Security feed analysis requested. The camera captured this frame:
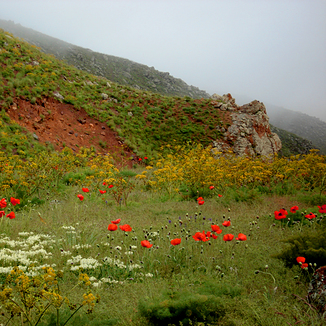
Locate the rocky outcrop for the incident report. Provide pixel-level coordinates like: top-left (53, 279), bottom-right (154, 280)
top-left (211, 93), bottom-right (282, 156)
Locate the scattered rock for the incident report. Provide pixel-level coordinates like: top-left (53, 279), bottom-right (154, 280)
top-left (101, 93), bottom-right (109, 100)
top-left (53, 92), bottom-right (64, 100)
top-left (77, 118), bottom-right (86, 124)
top-left (101, 131), bottom-right (105, 136)
top-left (32, 133), bottom-right (39, 141)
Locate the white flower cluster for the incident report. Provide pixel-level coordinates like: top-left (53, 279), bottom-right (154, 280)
top-left (72, 244), bottom-right (92, 250)
top-left (62, 226), bottom-right (76, 231)
top-left (67, 255), bottom-right (102, 271)
top-left (102, 256), bottom-right (141, 271)
top-left (0, 233), bottom-right (55, 275)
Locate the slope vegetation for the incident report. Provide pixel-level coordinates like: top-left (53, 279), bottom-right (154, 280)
top-left (0, 19), bottom-right (210, 99)
top-left (0, 28), bottom-right (228, 158)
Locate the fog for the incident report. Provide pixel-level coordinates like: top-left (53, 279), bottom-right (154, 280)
top-left (0, 0), bottom-right (325, 121)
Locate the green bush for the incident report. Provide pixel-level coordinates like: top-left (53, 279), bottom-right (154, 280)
top-left (273, 219), bottom-right (326, 269)
top-left (138, 281), bottom-right (242, 325)
top-left (138, 292), bottom-right (226, 326)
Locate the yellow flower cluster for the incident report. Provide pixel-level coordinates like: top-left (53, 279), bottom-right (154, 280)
top-left (139, 145), bottom-right (326, 194)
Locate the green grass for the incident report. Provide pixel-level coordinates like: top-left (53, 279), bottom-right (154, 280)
top-left (1, 187), bottom-right (325, 325)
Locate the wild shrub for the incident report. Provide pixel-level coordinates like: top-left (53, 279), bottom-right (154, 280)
top-left (138, 288), bottom-right (230, 326)
top-left (273, 218), bottom-right (326, 269)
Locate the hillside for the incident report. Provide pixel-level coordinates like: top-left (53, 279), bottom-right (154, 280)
top-left (0, 28), bottom-right (288, 161)
top-left (1, 19), bottom-right (323, 158)
top-left (267, 104), bottom-right (326, 155)
top-left (0, 19), bottom-right (210, 99)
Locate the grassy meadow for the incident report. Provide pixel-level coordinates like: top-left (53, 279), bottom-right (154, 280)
top-left (1, 141), bottom-right (326, 326)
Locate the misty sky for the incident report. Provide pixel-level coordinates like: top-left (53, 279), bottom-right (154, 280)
top-left (0, 0), bottom-right (325, 121)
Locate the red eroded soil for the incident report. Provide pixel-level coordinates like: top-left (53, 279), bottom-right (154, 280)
top-left (6, 97), bottom-right (136, 168)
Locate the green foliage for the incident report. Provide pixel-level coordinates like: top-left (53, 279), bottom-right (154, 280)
top-left (230, 187), bottom-right (262, 204)
top-left (273, 220), bottom-right (326, 269)
top-left (137, 283), bottom-right (236, 325)
top-left (295, 192), bottom-right (326, 206)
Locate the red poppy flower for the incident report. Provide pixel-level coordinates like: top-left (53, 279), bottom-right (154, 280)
top-left (301, 263), bottom-right (308, 269)
top-left (198, 200), bottom-right (205, 206)
top-left (222, 220), bottom-right (231, 227)
top-left (280, 209), bottom-right (288, 216)
top-left (209, 186), bottom-right (214, 190)
top-left (82, 187), bottom-right (89, 193)
top-left (305, 212), bottom-right (316, 220)
top-left (211, 234), bottom-right (218, 239)
top-left (192, 231), bottom-right (209, 242)
top-left (318, 205), bottom-right (326, 214)
top-left (141, 240), bottom-right (153, 248)
top-left (77, 194), bottom-right (84, 201)
top-left (144, 157), bottom-right (148, 160)
top-left (274, 210), bottom-right (287, 220)
top-left (6, 212), bottom-right (15, 219)
top-left (139, 158), bottom-right (142, 161)
top-left (290, 206), bottom-right (299, 213)
top-left (119, 224), bottom-right (132, 232)
top-left (171, 238), bottom-right (181, 246)
top-left (99, 190), bottom-right (107, 194)
top-left (218, 194), bottom-right (223, 198)
top-left (108, 185), bottom-right (114, 188)
top-left (206, 231), bottom-right (212, 238)
top-left (111, 218), bottom-right (121, 224)
top-left (0, 211), bottom-right (5, 217)
top-left (108, 224), bottom-right (118, 231)
top-left (103, 182), bottom-right (106, 186)
top-left (10, 197), bottom-right (20, 206)
top-left (223, 234), bottom-right (234, 241)
top-left (197, 197), bottom-right (204, 201)
top-left (296, 256), bottom-right (306, 264)
top-left (236, 233), bottom-right (247, 241)
top-left (211, 225), bottom-right (222, 234)
top-left (0, 198), bottom-right (7, 208)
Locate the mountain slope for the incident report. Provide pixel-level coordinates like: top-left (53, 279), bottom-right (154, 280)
top-left (0, 19), bottom-right (210, 99)
top-left (267, 104), bottom-right (326, 154)
top-left (0, 28), bottom-right (285, 160)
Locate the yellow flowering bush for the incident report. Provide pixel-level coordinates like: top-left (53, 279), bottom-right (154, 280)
top-left (0, 266), bottom-right (98, 325)
top-left (138, 145), bottom-right (326, 197)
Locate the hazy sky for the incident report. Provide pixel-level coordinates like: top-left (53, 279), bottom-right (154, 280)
top-left (0, 0), bottom-right (325, 121)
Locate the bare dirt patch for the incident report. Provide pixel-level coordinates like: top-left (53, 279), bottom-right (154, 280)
top-left (6, 96), bottom-right (136, 167)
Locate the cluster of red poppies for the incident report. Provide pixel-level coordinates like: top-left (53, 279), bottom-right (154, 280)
top-left (77, 184), bottom-right (114, 201)
top-left (192, 223), bottom-right (247, 242)
top-left (107, 218), bottom-right (132, 232)
top-left (296, 256), bottom-right (308, 269)
top-left (0, 197), bottom-right (20, 219)
top-left (274, 204), bottom-right (326, 221)
top-left (106, 218), bottom-right (153, 248)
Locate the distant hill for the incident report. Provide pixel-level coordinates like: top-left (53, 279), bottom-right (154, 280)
top-left (267, 104), bottom-right (326, 154)
top-left (0, 19), bottom-right (210, 99)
